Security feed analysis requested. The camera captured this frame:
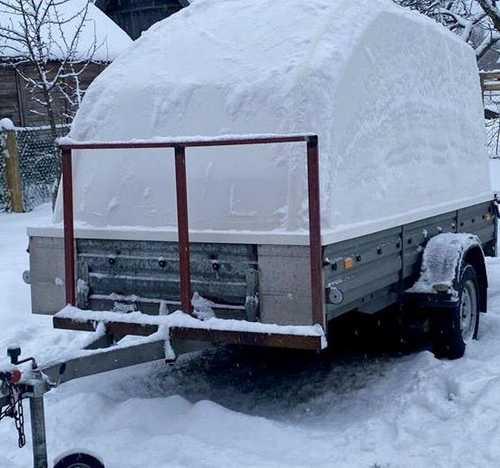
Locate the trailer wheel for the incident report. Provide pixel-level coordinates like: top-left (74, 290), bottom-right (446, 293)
top-left (431, 264), bottom-right (480, 360)
top-left (53, 452), bottom-right (105, 468)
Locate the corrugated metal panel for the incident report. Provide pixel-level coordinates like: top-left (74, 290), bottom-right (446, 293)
top-left (77, 239), bottom-right (257, 319)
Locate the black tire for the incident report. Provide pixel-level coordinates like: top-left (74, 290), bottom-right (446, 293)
top-left (431, 264), bottom-right (480, 360)
top-left (53, 452), bottom-right (105, 468)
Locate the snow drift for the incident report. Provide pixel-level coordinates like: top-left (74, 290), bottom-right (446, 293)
top-left (55, 0), bottom-right (492, 244)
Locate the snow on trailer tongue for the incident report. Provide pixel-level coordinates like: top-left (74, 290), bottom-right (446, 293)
top-left (53, 0), bottom-right (491, 244)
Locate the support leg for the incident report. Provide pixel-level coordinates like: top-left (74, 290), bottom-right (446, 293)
top-left (30, 395), bottom-right (48, 468)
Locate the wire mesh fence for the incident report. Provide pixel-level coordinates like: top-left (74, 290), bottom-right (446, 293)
top-left (17, 125), bottom-right (70, 210)
top-left (0, 124), bottom-right (70, 212)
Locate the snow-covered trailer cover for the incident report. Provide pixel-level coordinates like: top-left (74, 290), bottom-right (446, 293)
top-left (54, 0), bottom-right (492, 245)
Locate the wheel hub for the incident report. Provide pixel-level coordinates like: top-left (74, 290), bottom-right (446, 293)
top-left (460, 279), bottom-right (478, 342)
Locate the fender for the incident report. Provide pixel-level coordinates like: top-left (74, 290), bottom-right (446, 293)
top-left (406, 233), bottom-right (488, 312)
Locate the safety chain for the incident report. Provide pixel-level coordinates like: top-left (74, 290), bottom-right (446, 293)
top-left (0, 381), bottom-right (26, 448)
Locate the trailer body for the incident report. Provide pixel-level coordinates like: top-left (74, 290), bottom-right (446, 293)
top-left (24, 0), bottom-right (496, 349)
top-left (26, 199), bottom-right (497, 350)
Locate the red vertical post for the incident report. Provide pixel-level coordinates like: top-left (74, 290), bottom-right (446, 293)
top-left (62, 147), bottom-right (76, 306)
top-left (174, 146), bottom-right (192, 314)
top-left (306, 136), bottom-right (325, 329)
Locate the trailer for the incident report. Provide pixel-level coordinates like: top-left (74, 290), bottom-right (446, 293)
top-left (26, 133), bottom-right (497, 359)
top-left (1, 0), bottom-right (497, 466)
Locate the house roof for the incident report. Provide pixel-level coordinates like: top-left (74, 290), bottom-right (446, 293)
top-left (95, 0), bottom-right (190, 6)
top-left (94, 0), bottom-right (190, 40)
top-left (0, 0), bottom-right (132, 62)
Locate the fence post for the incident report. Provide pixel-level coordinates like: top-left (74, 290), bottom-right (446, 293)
top-left (4, 130), bottom-right (24, 213)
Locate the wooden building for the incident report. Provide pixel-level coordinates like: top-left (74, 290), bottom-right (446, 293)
top-left (0, 62), bottom-right (107, 127)
top-left (95, 0), bottom-right (190, 40)
top-left (0, 2), bottom-right (132, 128)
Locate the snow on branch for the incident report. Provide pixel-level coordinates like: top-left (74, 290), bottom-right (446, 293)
top-left (0, 0), bottom-right (102, 135)
top-left (395, 1), bottom-right (500, 58)
top-left (477, 0), bottom-right (500, 35)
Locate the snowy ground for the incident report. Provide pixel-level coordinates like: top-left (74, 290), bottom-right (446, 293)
top-left (2, 207), bottom-right (500, 467)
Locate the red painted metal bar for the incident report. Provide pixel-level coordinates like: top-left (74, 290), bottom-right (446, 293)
top-left (174, 146), bottom-right (192, 314)
top-left (306, 136), bottom-right (325, 328)
top-left (62, 147), bottom-right (76, 306)
top-left (58, 135), bottom-right (313, 151)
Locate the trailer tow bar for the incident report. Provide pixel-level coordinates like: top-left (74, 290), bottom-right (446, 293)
top-left (0, 329), bottom-right (174, 468)
top-left (1, 346), bottom-right (53, 468)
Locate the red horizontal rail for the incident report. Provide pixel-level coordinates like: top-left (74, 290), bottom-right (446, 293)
top-left (58, 135), bottom-right (314, 151)
top-left (60, 134), bottom-right (325, 329)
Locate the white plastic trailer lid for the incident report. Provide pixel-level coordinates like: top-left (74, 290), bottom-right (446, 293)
top-left (49, 0), bottom-right (492, 246)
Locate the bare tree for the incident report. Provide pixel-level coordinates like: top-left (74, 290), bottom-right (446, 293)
top-left (0, 0), bottom-right (99, 138)
top-left (393, 1), bottom-right (500, 58)
top-left (0, 0), bottom-right (101, 206)
top-left (395, 1), bottom-right (500, 156)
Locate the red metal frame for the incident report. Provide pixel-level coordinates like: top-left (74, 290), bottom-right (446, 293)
top-left (61, 147), bottom-right (76, 307)
top-left (174, 145), bottom-right (192, 313)
top-left (59, 134), bottom-right (325, 328)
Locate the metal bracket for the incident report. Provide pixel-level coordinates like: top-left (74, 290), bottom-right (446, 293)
top-left (245, 268), bottom-right (259, 322)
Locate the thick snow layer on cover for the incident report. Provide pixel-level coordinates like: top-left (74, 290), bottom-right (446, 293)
top-left (5, 208), bottom-right (500, 466)
top-left (490, 159), bottom-right (500, 193)
top-left (54, 0), bottom-right (491, 242)
top-left (0, 0), bottom-right (132, 61)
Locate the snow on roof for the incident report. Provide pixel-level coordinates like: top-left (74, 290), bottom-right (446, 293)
top-left (56, 0), bottom-right (491, 243)
top-left (0, 0), bottom-right (132, 62)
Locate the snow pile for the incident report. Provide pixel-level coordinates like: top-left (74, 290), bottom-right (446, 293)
top-left (490, 159), bottom-right (500, 193)
top-left (53, 0), bottom-right (491, 243)
top-left (191, 292), bottom-right (215, 320)
top-left (409, 233), bottom-right (483, 296)
top-left (0, 0), bottom-right (132, 61)
top-left (0, 118), bottom-right (14, 131)
top-left (0, 205), bottom-right (51, 334)
top-left (5, 207), bottom-right (500, 466)
top-left (55, 306), bottom-right (327, 343)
